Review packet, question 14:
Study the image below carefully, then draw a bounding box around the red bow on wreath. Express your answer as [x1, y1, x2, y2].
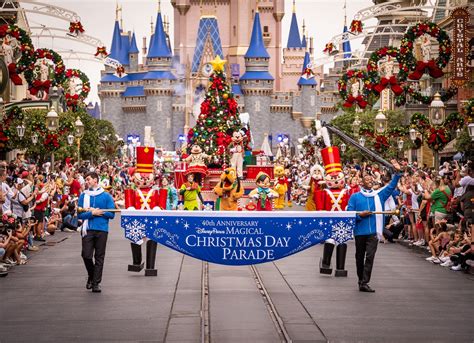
[66, 93, 80, 107]
[115, 66, 125, 77]
[323, 42, 335, 54]
[350, 20, 363, 34]
[94, 46, 109, 58]
[69, 21, 85, 35]
[8, 63, 22, 85]
[408, 60, 444, 80]
[343, 95, 368, 109]
[29, 80, 51, 96]
[301, 67, 314, 80]
[374, 76, 404, 96]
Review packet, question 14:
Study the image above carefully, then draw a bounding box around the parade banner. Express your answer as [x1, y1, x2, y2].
[121, 210, 356, 266]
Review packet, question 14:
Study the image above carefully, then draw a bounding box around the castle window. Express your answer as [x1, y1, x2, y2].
[157, 100, 162, 111]
[264, 26, 269, 33]
[120, 82, 124, 85]
[233, 26, 236, 37]
[256, 80, 260, 84]
[108, 82, 112, 86]
[255, 100, 261, 112]
[166, 117, 171, 129]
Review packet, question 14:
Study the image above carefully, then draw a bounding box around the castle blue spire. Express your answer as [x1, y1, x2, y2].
[109, 20, 122, 61]
[342, 25, 352, 59]
[129, 32, 139, 54]
[148, 11, 171, 58]
[301, 34, 307, 48]
[245, 12, 270, 58]
[298, 51, 316, 86]
[287, 2, 302, 48]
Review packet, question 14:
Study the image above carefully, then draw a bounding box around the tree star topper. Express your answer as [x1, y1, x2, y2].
[210, 55, 227, 72]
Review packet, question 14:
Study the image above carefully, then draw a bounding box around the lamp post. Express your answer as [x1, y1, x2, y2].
[16, 124, 25, 139]
[67, 134, 74, 146]
[468, 123, 474, 141]
[340, 142, 346, 153]
[46, 108, 59, 167]
[409, 128, 417, 142]
[374, 110, 388, 135]
[74, 116, 84, 165]
[352, 115, 361, 138]
[428, 92, 446, 170]
[397, 138, 404, 159]
[31, 133, 38, 145]
[359, 136, 366, 147]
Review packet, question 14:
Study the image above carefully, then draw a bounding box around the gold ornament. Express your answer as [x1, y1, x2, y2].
[223, 93, 229, 99]
[210, 55, 227, 72]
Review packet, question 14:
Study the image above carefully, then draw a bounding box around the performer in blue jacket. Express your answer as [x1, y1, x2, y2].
[347, 159, 402, 293]
[78, 171, 116, 293]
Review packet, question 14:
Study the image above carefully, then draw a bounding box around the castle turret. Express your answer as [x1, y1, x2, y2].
[147, 6, 172, 70]
[240, 8, 274, 149]
[287, 1, 302, 48]
[298, 51, 319, 119]
[281, 1, 306, 92]
[129, 32, 139, 72]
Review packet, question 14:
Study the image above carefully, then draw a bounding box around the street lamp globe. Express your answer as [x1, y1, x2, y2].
[67, 134, 75, 146]
[409, 128, 417, 141]
[31, 133, 38, 145]
[74, 117, 84, 138]
[428, 92, 445, 126]
[352, 115, 361, 138]
[374, 110, 388, 134]
[397, 138, 404, 151]
[340, 142, 347, 153]
[359, 136, 366, 147]
[46, 108, 59, 131]
[16, 124, 25, 138]
[468, 123, 474, 141]
[455, 128, 461, 138]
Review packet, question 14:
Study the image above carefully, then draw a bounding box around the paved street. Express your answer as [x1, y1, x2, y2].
[1, 217, 473, 343]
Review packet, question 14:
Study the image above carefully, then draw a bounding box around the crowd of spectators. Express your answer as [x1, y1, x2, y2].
[289, 152, 473, 273]
[1, 151, 472, 276]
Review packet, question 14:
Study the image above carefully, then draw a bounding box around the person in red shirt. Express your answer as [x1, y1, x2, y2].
[67, 171, 82, 197]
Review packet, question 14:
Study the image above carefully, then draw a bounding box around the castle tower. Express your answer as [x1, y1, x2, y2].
[298, 50, 318, 118]
[171, 0, 283, 90]
[129, 32, 139, 72]
[281, 0, 306, 92]
[240, 8, 274, 149]
[145, 6, 177, 150]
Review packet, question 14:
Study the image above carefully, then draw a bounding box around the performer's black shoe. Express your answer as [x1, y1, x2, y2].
[86, 277, 93, 290]
[92, 284, 102, 293]
[359, 284, 375, 293]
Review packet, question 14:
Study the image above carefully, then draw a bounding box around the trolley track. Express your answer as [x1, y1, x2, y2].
[197, 260, 327, 343]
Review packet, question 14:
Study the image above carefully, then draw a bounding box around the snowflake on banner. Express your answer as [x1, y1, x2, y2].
[124, 219, 147, 244]
[331, 221, 353, 244]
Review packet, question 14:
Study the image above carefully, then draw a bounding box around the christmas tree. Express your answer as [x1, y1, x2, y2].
[187, 56, 246, 166]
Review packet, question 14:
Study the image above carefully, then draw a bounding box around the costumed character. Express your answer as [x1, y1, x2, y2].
[160, 176, 178, 210]
[124, 146, 165, 277]
[316, 128, 350, 277]
[184, 144, 209, 184]
[228, 130, 245, 179]
[273, 165, 288, 210]
[213, 167, 244, 210]
[285, 166, 293, 207]
[304, 164, 325, 211]
[248, 172, 279, 211]
[179, 171, 204, 210]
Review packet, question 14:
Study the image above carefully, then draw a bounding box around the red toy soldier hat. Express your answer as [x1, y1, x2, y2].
[135, 146, 155, 174]
[321, 146, 342, 175]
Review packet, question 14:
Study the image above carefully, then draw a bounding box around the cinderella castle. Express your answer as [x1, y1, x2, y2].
[98, 0, 347, 150]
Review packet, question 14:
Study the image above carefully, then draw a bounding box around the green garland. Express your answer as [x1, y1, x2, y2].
[399, 21, 451, 75]
[367, 46, 408, 85]
[464, 98, 474, 123]
[24, 48, 66, 88]
[0, 24, 35, 84]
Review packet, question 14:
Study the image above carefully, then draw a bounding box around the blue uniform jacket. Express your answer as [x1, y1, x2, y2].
[78, 191, 116, 232]
[347, 173, 401, 236]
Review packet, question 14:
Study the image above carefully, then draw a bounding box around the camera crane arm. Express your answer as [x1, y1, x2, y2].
[323, 123, 395, 173]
